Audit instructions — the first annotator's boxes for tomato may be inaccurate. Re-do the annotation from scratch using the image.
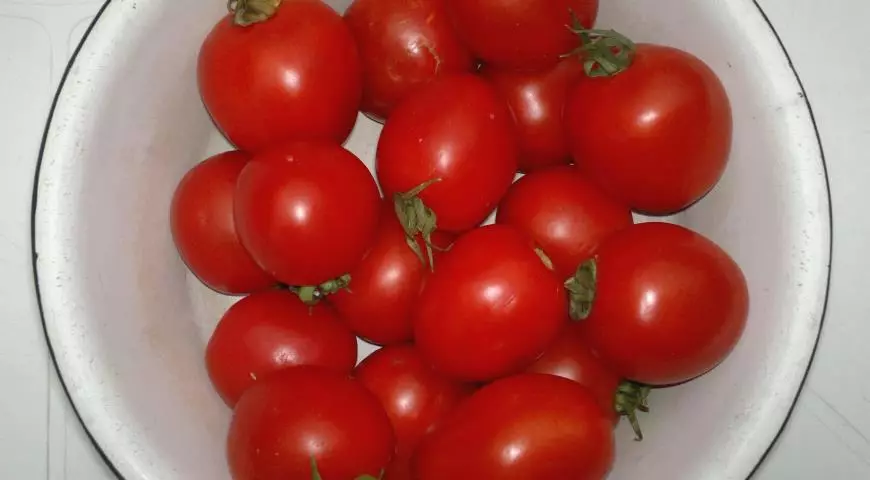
[355,345,471,480]
[344,0,474,121]
[496,166,633,280]
[413,373,614,480]
[577,222,749,385]
[413,225,566,382]
[205,290,357,407]
[198,0,361,151]
[444,0,599,71]
[170,151,274,295]
[566,43,733,214]
[481,59,585,172]
[376,74,518,235]
[330,202,453,346]
[234,142,381,288]
[228,366,395,480]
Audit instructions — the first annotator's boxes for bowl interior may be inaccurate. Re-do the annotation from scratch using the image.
[34,0,831,479]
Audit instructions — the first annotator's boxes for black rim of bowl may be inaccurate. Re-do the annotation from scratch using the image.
[30,1,834,479]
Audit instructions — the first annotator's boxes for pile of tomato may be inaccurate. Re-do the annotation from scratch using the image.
[170,0,751,479]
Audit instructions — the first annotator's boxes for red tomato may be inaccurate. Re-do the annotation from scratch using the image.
[355,346,471,480]
[445,0,599,71]
[413,373,614,480]
[344,0,474,121]
[234,142,381,287]
[414,225,566,382]
[496,166,633,280]
[170,151,274,294]
[330,203,453,346]
[578,222,749,385]
[481,59,585,172]
[376,74,518,234]
[198,0,362,151]
[228,366,395,480]
[566,44,733,214]
[205,290,357,407]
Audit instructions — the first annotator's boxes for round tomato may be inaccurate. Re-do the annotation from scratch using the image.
[330,202,453,346]
[355,345,471,480]
[413,373,614,480]
[198,0,362,151]
[577,222,749,385]
[496,166,633,280]
[234,142,381,288]
[170,151,274,294]
[344,0,474,121]
[413,225,566,382]
[481,59,585,172]
[444,0,599,70]
[376,74,518,235]
[205,290,357,406]
[228,366,395,480]
[566,43,733,214]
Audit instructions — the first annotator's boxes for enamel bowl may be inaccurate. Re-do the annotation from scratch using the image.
[33,0,832,479]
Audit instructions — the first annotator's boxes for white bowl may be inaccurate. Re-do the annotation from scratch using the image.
[33,0,832,479]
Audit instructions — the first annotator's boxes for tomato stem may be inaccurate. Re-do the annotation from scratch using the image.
[565,259,597,321]
[614,381,652,441]
[394,179,444,270]
[227,0,282,27]
[534,248,555,271]
[292,274,352,305]
[563,9,636,77]
[310,457,383,480]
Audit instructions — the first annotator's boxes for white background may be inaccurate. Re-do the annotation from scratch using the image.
[0,0,866,478]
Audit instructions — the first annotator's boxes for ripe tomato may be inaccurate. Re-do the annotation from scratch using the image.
[228,366,395,480]
[355,345,471,480]
[344,0,474,121]
[481,59,585,172]
[376,74,518,234]
[330,202,453,346]
[234,142,381,287]
[566,44,733,214]
[198,0,362,151]
[413,373,614,480]
[578,222,749,385]
[413,225,566,382]
[496,166,633,280]
[170,151,274,294]
[444,0,599,71]
[205,290,357,407]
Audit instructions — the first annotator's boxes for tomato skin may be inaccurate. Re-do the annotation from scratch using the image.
[205,290,357,407]
[496,166,633,280]
[234,142,381,286]
[376,74,518,233]
[481,60,585,172]
[344,0,474,121]
[566,44,733,215]
[198,0,362,151]
[228,366,395,480]
[445,0,599,71]
[170,151,274,294]
[525,324,621,422]
[413,225,566,382]
[413,373,614,480]
[354,346,471,480]
[579,222,749,385]
[330,203,453,346]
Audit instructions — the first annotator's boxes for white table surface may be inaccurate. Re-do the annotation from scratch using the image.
[0,0,866,478]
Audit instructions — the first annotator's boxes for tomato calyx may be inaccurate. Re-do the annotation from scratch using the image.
[614,381,652,441]
[394,178,444,269]
[562,10,636,77]
[565,259,597,320]
[227,0,282,27]
[310,457,383,480]
[291,274,352,305]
